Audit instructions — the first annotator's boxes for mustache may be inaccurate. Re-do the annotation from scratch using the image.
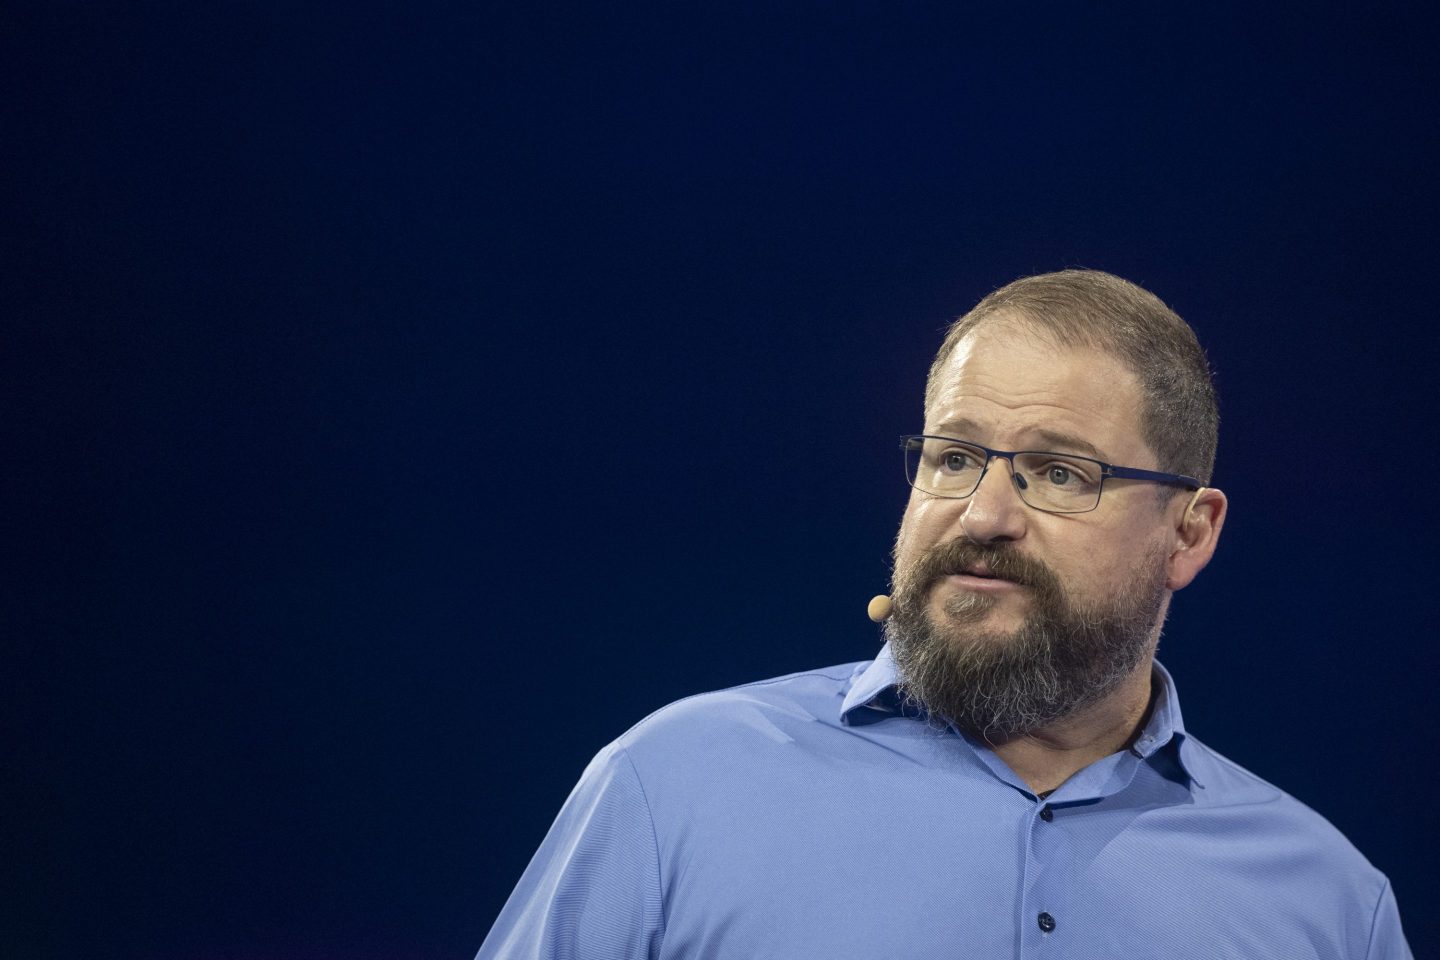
[896,538,1062,597]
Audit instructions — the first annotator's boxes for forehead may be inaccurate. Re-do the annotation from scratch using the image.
[926,321,1150,463]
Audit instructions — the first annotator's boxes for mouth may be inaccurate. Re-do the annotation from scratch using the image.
[939,562,1025,592]
[952,562,1020,583]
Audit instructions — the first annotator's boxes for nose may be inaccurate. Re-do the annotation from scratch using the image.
[959,456,1029,544]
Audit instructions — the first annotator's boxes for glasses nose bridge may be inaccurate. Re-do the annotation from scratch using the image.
[973,447,1023,496]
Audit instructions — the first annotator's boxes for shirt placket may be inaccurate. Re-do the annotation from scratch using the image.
[1018,795,1071,958]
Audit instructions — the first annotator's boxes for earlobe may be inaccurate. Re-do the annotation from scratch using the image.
[1166,486,1228,591]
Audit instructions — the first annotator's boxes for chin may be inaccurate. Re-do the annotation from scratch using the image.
[933,588,1017,626]
[928,604,1024,646]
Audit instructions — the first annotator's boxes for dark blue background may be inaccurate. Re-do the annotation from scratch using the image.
[7,3,1437,957]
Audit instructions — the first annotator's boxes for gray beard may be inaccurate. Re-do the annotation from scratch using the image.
[882,538,1167,741]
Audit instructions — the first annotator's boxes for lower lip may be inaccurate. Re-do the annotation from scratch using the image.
[943,573,1023,592]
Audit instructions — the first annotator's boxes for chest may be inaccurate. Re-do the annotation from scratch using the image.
[651,773,1365,960]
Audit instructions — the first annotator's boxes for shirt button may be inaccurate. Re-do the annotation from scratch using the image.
[1039,805,1053,822]
[1037,912,1057,933]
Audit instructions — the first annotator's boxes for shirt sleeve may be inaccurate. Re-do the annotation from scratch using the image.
[475,743,665,960]
[1363,879,1413,960]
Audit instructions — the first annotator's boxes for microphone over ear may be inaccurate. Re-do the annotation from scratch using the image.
[1183,486,1208,526]
[867,595,893,623]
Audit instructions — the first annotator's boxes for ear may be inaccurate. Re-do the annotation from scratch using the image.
[1165,486,1227,591]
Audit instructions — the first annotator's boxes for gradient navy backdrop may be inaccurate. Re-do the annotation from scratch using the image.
[7,3,1438,958]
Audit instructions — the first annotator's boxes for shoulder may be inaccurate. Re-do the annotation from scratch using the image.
[586,660,872,798]
[614,660,864,754]
[1179,731,1390,890]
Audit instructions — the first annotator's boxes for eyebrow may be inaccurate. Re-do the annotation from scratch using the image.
[1028,429,1108,461]
[931,419,1110,461]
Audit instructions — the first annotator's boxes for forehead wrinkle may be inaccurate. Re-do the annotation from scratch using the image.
[927,379,1074,425]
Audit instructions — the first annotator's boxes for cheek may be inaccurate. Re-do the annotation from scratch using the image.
[1033,523,1112,579]
[1051,529,1166,596]
[895,497,950,562]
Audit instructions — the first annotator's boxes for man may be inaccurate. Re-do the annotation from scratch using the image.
[478,270,1411,959]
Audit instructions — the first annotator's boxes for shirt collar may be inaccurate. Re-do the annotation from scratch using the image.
[839,642,906,723]
[840,642,1201,786]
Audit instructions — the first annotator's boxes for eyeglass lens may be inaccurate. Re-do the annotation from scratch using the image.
[904,437,1103,513]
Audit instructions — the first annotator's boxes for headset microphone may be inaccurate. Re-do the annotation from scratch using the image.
[1183,486,1208,526]
[867,595,893,623]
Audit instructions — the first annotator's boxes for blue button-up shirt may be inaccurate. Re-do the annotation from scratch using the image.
[478,646,1411,959]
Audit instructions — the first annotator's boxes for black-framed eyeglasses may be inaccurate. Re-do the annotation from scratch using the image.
[902,435,1201,515]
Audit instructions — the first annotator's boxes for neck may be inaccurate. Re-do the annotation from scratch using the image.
[987,655,1159,796]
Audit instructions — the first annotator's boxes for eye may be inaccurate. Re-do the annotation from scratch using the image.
[1029,458,1096,487]
[942,449,978,473]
